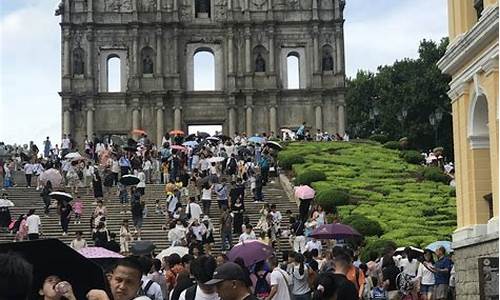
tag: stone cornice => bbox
[437,4,499,75]
[469,135,490,149]
[448,81,469,104]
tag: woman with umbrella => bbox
[59,200,73,236]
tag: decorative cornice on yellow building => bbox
[437,4,498,75]
[481,54,499,75]
[448,82,469,104]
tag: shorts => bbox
[434,284,448,299]
[420,284,434,294]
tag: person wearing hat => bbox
[206,262,258,300]
[178,255,219,300]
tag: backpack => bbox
[138,279,155,299]
[254,271,271,298]
[185,285,197,300]
[307,266,317,289]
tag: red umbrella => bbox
[310,223,361,240]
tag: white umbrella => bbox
[64,152,82,159]
[39,169,63,188]
[208,157,225,163]
[49,191,74,202]
[0,199,14,208]
[156,246,189,261]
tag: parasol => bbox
[119,175,140,186]
[310,223,361,240]
[49,192,73,202]
[156,246,189,261]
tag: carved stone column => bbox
[269,106,277,134]
[315,105,323,131]
[63,28,71,77]
[131,98,141,139]
[156,103,165,146]
[267,26,275,73]
[312,26,320,73]
[85,28,94,92]
[228,29,234,74]
[86,103,95,138]
[337,103,345,135]
[172,28,179,74]
[87,0,93,22]
[173,95,182,130]
[245,95,253,136]
[131,27,139,77]
[228,96,237,135]
[155,27,163,76]
[62,98,71,135]
[245,26,252,73]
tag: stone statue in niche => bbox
[252,0,267,10]
[143,55,154,74]
[322,51,333,71]
[255,53,266,72]
[73,48,85,75]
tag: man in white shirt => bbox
[26,209,41,240]
[187,197,203,222]
[238,225,256,243]
[23,162,34,187]
[141,270,163,300]
[267,256,291,300]
[61,134,71,157]
[179,255,220,300]
[168,220,187,246]
[305,238,322,255]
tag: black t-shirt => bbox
[331,273,358,300]
[243,294,259,300]
[382,265,400,291]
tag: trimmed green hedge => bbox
[294,170,326,186]
[316,188,351,213]
[369,134,390,144]
[360,239,397,262]
[421,167,450,184]
[342,214,384,237]
[400,150,424,164]
[278,153,305,170]
[383,141,401,150]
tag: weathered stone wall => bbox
[454,236,499,300]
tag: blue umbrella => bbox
[182,141,198,147]
[426,241,453,253]
[248,136,264,144]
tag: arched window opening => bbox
[287,53,300,89]
[254,45,267,73]
[470,95,489,137]
[141,47,155,75]
[73,47,85,75]
[195,0,211,18]
[107,56,121,92]
[322,45,334,72]
[194,50,215,91]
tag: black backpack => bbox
[254,271,271,298]
[138,279,155,299]
[185,285,197,300]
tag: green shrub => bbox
[422,207,438,217]
[383,141,401,150]
[369,134,390,144]
[449,188,456,197]
[294,170,327,186]
[360,239,397,262]
[342,214,384,237]
[421,167,450,184]
[278,153,305,170]
[400,150,424,164]
[316,188,351,213]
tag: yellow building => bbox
[438,0,498,298]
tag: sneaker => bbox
[62,232,67,236]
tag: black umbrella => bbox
[49,191,73,202]
[197,132,210,139]
[185,134,197,141]
[265,140,283,150]
[0,239,108,300]
[215,135,231,142]
[131,240,155,256]
[119,175,140,186]
[122,145,138,152]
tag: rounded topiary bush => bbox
[278,153,305,170]
[294,170,326,186]
[421,167,450,184]
[342,214,384,237]
[369,134,390,144]
[316,188,350,213]
[360,239,397,262]
[400,150,424,164]
[383,141,401,150]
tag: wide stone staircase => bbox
[0,171,298,256]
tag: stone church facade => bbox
[57,0,347,145]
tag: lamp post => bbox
[396,107,408,136]
[429,108,443,146]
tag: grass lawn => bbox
[279,141,456,248]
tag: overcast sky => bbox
[0,0,448,146]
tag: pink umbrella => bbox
[294,185,315,199]
[39,168,63,188]
[171,145,187,152]
[78,247,124,259]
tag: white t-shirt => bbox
[179,285,220,300]
[187,203,203,221]
[137,172,146,188]
[417,262,435,285]
[61,138,71,149]
[305,240,322,253]
[270,267,292,300]
[70,238,88,251]
[24,163,34,175]
[400,258,419,276]
[26,214,41,234]
[201,187,212,200]
[141,276,163,300]
[239,231,256,242]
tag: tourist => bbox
[131,198,145,241]
[59,200,73,236]
[291,217,306,254]
[290,253,312,300]
[165,254,185,294]
[267,255,291,300]
[214,178,228,211]
[399,247,420,299]
[206,262,257,300]
[93,170,104,202]
[381,254,400,300]
[250,261,271,300]
[305,238,322,256]
[43,136,52,158]
[220,206,233,251]
[148,258,168,300]
[119,154,131,176]
[66,163,80,194]
[70,230,88,250]
[118,182,129,214]
[14,214,28,242]
[136,167,146,195]
[38,274,78,300]
[72,196,83,224]
[430,247,453,300]
[179,255,219,300]
[93,221,110,247]
[93,200,108,220]
[331,251,358,300]
[103,168,115,199]
[26,208,41,240]
[187,196,202,222]
[311,272,341,300]
[189,219,207,246]
[120,219,132,254]
[231,197,245,234]
[239,224,256,243]
[23,160,34,187]
[202,215,215,254]
[201,183,213,216]
[41,180,53,216]
[138,256,164,300]
[417,249,436,300]
[169,219,187,247]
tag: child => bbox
[119,219,132,254]
[73,196,83,224]
[371,277,388,300]
[70,230,88,251]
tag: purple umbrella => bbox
[227,240,274,267]
[310,223,361,240]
